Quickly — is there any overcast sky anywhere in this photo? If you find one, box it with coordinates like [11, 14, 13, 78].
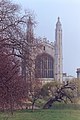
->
[13, 0, 80, 77]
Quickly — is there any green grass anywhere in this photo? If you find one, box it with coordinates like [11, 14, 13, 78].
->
[0, 109, 80, 120]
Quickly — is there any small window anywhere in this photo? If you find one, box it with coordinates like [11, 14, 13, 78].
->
[43, 46, 45, 50]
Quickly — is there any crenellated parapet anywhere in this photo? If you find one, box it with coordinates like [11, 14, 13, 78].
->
[35, 37, 54, 47]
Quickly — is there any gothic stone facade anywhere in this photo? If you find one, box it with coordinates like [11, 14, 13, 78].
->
[35, 17, 63, 84]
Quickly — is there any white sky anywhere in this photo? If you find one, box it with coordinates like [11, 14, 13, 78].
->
[13, 0, 80, 77]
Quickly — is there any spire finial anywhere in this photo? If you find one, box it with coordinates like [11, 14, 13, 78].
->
[56, 17, 61, 30]
[58, 17, 60, 22]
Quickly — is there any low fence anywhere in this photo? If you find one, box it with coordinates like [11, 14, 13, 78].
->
[51, 103, 80, 110]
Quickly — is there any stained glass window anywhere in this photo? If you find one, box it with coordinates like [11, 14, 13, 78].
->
[35, 53, 54, 78]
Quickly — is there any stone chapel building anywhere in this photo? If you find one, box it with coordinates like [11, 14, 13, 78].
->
[34, 17, 63, 84]
[22, 17, 63, 84]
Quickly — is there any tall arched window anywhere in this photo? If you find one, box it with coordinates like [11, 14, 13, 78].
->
[35, 53, 54, 78]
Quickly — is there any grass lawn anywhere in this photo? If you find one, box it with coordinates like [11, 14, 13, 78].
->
[0, 109, 80, 120]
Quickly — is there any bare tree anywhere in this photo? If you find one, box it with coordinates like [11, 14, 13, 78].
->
[0, 0, 44, 112]
[0, 49, 27, 114]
